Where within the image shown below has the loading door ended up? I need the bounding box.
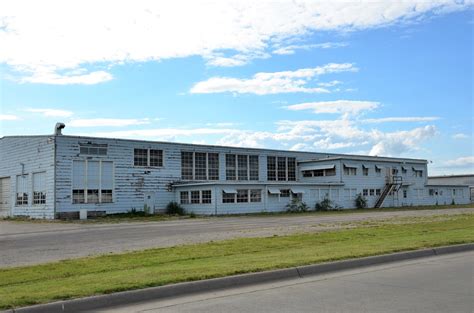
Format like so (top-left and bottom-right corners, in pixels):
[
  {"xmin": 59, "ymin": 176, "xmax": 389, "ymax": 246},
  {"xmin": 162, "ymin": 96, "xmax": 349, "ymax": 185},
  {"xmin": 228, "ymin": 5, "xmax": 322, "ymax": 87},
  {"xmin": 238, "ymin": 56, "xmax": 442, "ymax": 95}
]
[{"xmin": 0, "ymin": 177, "xmax": 11, "ymax": 217}]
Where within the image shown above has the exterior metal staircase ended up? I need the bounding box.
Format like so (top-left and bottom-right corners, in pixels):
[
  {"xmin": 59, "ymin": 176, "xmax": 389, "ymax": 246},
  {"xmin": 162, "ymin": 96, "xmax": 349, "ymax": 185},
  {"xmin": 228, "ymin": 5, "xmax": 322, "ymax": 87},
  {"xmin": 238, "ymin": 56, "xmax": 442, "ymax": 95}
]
[{"xmin": 374, "ymin": 175, "xmax": 403, "ymax": 208}]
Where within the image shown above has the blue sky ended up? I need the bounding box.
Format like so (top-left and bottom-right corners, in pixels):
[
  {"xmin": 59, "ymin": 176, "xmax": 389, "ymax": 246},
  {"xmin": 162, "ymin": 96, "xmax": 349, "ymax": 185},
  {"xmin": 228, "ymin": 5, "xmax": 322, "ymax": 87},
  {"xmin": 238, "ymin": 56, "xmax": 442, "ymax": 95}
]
[{"xmin": 0, "ymin": 1, "xmax": 473, "ymax": 175}]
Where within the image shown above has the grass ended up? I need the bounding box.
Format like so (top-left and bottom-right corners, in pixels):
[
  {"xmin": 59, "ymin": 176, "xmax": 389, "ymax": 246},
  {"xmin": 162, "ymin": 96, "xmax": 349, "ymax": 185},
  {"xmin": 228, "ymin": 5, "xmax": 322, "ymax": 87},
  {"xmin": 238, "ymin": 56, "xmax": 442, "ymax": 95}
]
[
  {"xmin": 1, "ymin": 213, "xmax": 473, "ymax": 309},
  {"xmin": 2, "ymin": 203, "xmax": 472, "ymax": 224}
]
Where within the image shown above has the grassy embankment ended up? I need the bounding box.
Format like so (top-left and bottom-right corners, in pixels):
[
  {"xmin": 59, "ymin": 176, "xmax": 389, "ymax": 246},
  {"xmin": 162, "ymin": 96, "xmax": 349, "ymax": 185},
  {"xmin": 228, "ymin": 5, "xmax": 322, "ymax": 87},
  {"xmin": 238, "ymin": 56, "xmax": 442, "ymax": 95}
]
[{"xmin": 1, "ymin": 213, "xmax": 473, "ymax": 309}]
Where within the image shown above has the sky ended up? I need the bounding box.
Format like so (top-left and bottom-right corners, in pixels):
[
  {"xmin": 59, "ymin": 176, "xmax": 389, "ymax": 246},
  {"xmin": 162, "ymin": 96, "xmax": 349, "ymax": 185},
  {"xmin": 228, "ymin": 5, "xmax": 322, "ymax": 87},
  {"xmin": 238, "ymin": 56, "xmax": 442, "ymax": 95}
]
[{"xmin": 0, "ymin": 0, "xmax": 473, "ymax": 175}]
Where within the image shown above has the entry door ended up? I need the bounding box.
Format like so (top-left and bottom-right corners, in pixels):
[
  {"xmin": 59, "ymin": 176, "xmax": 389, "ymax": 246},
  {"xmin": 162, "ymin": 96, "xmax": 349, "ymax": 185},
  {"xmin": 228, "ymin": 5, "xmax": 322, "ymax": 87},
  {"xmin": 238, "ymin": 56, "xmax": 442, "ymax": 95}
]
[
  {"xmin": 0, "ymin": 177, "xmax": 11, "ymax": 217},
  {"xmin": 144, "ymin": 192, "xmax": 155, "ymax": 214}
]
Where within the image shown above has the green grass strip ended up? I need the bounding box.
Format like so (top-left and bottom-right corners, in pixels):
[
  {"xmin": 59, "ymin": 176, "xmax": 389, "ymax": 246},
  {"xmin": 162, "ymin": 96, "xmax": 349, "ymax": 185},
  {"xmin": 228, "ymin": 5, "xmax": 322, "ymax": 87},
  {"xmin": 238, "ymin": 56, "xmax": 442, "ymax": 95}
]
[{"xmin": 1, "ymin": 214, "xmax": 473, "ymax": 309}]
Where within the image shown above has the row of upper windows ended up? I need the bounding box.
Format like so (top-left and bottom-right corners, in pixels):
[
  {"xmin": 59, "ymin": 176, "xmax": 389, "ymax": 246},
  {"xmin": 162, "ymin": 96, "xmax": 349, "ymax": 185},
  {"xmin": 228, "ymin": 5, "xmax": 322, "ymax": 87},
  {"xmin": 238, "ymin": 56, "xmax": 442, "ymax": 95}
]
[{"xmin": 80, "ymin": 144, "xmax": 423, "ymax": 180}]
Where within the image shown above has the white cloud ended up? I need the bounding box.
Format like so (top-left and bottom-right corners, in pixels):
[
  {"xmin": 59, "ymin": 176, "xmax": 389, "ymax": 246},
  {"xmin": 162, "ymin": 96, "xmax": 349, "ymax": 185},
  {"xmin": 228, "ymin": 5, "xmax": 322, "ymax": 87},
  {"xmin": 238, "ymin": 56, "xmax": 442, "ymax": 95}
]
[
  {"xmin": 190, "ymin": 63, "xmax": 357, "ymax": 95},
  {"xmin": 68, "ymin": 118, "xmax": 151, "ymax": 127},
  {"xmin": 0, "ymin": 114, "xmax": 19, "ymax": 121},
  {"xmin": 452, "ymin": 133, "xmax": 469, "ymax": 139},
  {"xmin": 444, "ymin": 156, "xmax": 474, "ymax": 167},
  {"xmin": 2, "ymin": 1, "xmax": 469, "ymax": 83},
  {"xmin": 318, "ymin": 80, "xmax": 342, "ymax": 87},
  {"xmin": 273, "ymin": 42, "xmax": 348, "ymax": 55},
  {"xmin": 92, "ymin": 128, "xmax": 237, "ymax": 140},
  {"xmin": 24, "ymin": 108, "xmax": 73, "ymax": 117},
  {"xmin": 19, "ymin": 69, "xmax": 113, "ymax": 85},
  {"xmin": 362, "ymin": 117, "xmax": 440, "ymax": 123},
  {"xmin": 286, "ymin": 100, "xmax": 379, "ymax": 116}
]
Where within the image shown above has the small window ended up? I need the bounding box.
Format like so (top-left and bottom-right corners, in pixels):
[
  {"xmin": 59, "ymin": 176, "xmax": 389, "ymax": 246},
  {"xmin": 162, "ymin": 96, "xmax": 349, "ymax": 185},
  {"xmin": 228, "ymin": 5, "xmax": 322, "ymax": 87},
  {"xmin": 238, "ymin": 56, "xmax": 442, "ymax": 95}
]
[
  {"xmin": 375, "ymin": 166, "xmax": 381, "ymax": 177},
  {"xmin": 363, "ymin": 167, "xmax": 369, "ymax": 176},
  {"xmin": 79, "ymin": 144, "xmax": 108, "ymax": 156},
  {"xmin": 101, "ymin": 190, "xmax": 113, "ymax": 203},
  {"xmin": 392, "ymin": 168, "xmax": 399, "ymax": 175},
  {"xmin": 403, "ymin": 189, "xmax": 407, "ymax": 198},
  {"xmin": 250, "ymin": 189, "xmax": 261, "ymax": 203},
  {"xmin": 191, "ymin": 191, "xmax": 200, "ymax": 204},
  {"xmin": 202, "ymin": 190, "xmax": 212, "ymax": 204},
  {"xmin": 375, "ymin": 189, "xmax": 381, "ymax": 196},
  {"xmin": 314, "ymin": 170, "xmax": 324, "ymax": 177},
  {"xmin": 344, "ymin": 166, "xmax": 357, "ymax": 176},
  {"xmin": 222, "ymin": 191, "xmax": 236, "ymax": 203},
  {"xmin": 363, "ymin": 189, "xmax": 368, "ymax": 196},
  {"xmin": 73, "ymin": 190, "xmax": 85, "ymax": 204},
  {"xmin": 369, "ymin": 189, "xmax": 375, "ymax": 196},
  {"xmin": 149, "ymin": 149, "xmax": 163, "ymax": 167},
  {"xmin": 134, "ymin": 149, "xmax": 148, "ymax": 166},
  {"xmin": 180, "ymin": 191, "xmax": 190, "ymax": 204},
  {"xmin": 237, "ymin": 189, "xmax": 249, "ymax": 203},
  {"xmin": 87, "ymin": 189, "xmax": 99, "ymax": 203},
  {"xmin": 280, "ymin": 189, "xmax": 290, "ymax": 197},
  {"xmin": 325, "ymin": 167, "xmax": 336, "ymax": 176}
]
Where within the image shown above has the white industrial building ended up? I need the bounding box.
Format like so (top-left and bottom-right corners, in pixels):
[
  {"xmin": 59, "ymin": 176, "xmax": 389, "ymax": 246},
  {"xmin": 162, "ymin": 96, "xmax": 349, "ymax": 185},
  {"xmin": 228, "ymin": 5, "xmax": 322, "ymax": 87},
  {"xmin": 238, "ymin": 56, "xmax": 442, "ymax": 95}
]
[{"xmin": 0, "ymin": 123, "xmax": 471, "ymax": 219}]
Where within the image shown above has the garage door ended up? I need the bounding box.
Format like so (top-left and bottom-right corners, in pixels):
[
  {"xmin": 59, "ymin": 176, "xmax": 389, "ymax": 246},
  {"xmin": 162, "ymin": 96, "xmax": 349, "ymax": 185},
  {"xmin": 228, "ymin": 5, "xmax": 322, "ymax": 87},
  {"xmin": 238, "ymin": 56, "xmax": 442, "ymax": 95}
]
[{"xmin": 0, "ymin": 177, "xmax": 11, "ymax": 217}]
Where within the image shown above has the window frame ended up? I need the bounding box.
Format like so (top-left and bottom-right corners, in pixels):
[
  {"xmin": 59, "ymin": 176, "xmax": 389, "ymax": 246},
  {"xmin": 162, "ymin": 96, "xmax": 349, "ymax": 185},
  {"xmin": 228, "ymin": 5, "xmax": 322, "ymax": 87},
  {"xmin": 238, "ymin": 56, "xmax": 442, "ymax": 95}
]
[
  {"xmin": 72, "ymin": 160, "xmax": 114, "ymax": 204},
  {"xmin": 134, "ymin": 148, "xmax": 164, "ymax": 168}
]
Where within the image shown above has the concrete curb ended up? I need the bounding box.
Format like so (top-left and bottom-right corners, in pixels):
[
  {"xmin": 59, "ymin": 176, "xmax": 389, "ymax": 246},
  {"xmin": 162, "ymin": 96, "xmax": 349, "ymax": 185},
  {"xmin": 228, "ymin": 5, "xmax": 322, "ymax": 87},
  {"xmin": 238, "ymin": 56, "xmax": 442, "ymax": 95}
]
[{"xmin": 6, "ymin": 243, "xmax": 473, "ymax": 313}]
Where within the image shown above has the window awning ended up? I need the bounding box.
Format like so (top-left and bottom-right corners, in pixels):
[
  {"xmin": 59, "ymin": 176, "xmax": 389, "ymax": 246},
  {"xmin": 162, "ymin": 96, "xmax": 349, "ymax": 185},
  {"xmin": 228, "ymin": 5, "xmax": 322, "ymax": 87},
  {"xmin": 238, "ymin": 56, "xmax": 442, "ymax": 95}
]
[
  {"xmin": 375, "ymin": 165, "xmax": 384, "ymax": 170},
  {"xmin": 343, "ymin": 163, "xmax": 358, "ymax": 168},
  {"xmin": 412, "ymin": 166, "xmax": 424, "ymax": 171},
  {"xmin": 300, "ymin": 164, "xmax": 335, "ymax": 171},
  {"xmin": 401, "ymin": 166, "xmax": 408, "ymax": 171},
  {"xmin": 222, "ymin": 187, "xmax": 237, "ymax": 193},
  {"xmin": 362, "ymin": 164, "xmax": 370, "ymax": 168},
  {"xmin": 291, "ymin": 187, "xmax": 305, "ymax": 194},
  {"xmin": 267, "ymin": 187, "xmax": 281, "ymax": 194}
]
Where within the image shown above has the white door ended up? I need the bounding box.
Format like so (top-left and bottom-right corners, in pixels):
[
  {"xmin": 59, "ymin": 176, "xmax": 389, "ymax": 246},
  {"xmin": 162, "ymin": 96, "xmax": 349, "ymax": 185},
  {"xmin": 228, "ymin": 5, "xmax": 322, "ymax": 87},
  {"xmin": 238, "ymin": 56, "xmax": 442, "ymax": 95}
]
[
  {"xmin": 144, "ymin": 192, "xmax": 155, "ymax": 214},
  {"xmin": 0, "ymin": 177, "xmax": 11, "ymax": 217}
]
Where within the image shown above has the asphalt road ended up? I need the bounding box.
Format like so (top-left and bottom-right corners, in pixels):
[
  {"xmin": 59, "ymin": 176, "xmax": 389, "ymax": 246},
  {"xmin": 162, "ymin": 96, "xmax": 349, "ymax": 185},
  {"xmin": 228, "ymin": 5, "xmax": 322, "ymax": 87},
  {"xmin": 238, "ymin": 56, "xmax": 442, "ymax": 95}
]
[
  {"xmin": 0, "ymin": 208, "xmax": 472, "ymax": 267},
  {"xmin": 100, "ymin": 251, "xmax": 474, "ymax": 313}
]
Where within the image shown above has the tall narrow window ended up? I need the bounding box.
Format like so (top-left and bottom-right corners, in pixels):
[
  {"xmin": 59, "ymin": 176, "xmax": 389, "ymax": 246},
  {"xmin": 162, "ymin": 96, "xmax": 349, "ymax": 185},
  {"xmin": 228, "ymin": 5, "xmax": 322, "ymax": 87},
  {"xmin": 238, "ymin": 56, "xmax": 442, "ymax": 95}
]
[
  {"xmin": 87, "ymin": 161, "xmax": 100, "ymax": 203},
  {"xmin": 362, "ymin": 166, "xmax": 369, "ymax": 176},
  {"xmin": 101, "ymin": 161, "xmax": 113, "ymax": 203},
  {"xmin": 287, "ymin": 158, "xmax": 296, "ymax": 181},
  {"xmin": 72, "ymin": 160, "xmax": 86, "ymax": 204},
  {"xmin": 249, "ymin": 155, "xmax": 259, "ymax": 180},
  {"xmin": 16, "ymin": 174, "xmax": 29, "ymax": 206},
  {"xmin": 181, "ymin": 152, "xmax": 194, "ymax": 180},
  {"xmin": 195, "ymin": 152, "xmax": 207, "ymax": 180},
  {"xmin": 277, "ymin": 157, "xmax": 287, "ymax": 181},
  {"xmin": 226, "ymin": 154, "xmax": 236, "ymax": 180},
  {"xmin": 267, "ymin": 156, "xmax": 276, "ymax": 181},
  {"xmin": 237, "ymin": 155, "xmax": 248, "ymax": 180},
  {"xmin": 208, "ymin": 153, "xmax": 219, "ymax": 180},
  {"xmin": 33, "ymin": 172, "xmax": 46, "ymax": 205}
]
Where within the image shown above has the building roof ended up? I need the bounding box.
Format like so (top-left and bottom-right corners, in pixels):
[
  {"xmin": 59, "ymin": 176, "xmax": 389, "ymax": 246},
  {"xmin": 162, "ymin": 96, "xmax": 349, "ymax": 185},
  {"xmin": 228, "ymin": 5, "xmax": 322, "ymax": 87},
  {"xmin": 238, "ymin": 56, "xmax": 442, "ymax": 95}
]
[
  {"xmin": 2, "ymin": 132, "xmax": 428, "ymax": 164},
  {"xmin": 298, "ymin": 155, "xmax": 428, "ymax": 164}
]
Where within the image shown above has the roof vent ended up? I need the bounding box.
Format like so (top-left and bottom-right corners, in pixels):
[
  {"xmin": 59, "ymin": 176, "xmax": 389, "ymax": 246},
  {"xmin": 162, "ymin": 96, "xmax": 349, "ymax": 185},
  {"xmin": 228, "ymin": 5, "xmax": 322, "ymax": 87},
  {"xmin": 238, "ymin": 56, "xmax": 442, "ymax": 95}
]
[{"xmin": 54, "ymin": 123, "xmax": 65, "ymax": 136}]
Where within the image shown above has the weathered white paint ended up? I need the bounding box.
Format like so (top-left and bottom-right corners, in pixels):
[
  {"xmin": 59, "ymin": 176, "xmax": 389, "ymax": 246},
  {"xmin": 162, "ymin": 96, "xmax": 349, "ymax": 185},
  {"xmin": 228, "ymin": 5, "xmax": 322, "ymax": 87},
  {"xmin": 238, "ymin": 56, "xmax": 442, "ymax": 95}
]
[{"xmin": 0, "ymin": 133, "xmax": 470, "ymax": 218}]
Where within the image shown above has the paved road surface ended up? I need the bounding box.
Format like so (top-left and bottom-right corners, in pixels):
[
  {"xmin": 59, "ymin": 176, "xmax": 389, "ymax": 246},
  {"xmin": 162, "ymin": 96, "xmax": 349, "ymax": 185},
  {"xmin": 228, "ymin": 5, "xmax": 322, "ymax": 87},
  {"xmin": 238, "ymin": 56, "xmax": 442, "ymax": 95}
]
[
  {"xmin": 100, "ymin": 251, "xmax": 474, "ymax": 313},
  {"xmin": 0, "ymin": 208, "xmax": 472, "ymax": 267}
]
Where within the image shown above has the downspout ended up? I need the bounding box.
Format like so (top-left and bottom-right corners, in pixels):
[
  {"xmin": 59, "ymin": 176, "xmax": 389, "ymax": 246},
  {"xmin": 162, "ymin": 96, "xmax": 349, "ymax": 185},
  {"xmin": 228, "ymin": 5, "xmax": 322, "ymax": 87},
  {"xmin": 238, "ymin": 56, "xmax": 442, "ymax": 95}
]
[
  {"xmin": 53, "ymin": 136, "xmax": 57, "ymax": 219},
  {"xmin": 214, "ymin": 185, "xmax": 217, "ymax": 215}
]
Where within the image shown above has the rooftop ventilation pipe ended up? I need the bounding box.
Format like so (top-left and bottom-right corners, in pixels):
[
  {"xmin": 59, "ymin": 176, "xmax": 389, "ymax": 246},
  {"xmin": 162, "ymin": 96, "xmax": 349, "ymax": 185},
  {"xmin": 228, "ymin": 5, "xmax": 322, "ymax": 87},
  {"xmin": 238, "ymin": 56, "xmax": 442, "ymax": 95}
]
[{"xmin": 54, "ymin": 123, "xmax": 65, "ymax": 136}]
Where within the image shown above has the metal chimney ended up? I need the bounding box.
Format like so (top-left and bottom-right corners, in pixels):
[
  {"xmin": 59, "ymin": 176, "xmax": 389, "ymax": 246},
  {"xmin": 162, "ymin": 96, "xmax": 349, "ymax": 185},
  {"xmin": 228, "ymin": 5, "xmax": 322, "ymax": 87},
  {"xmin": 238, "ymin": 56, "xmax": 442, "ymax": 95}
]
[{"xmin": 54, "ymin": 123, "xmax": 65, "ymax": 135}]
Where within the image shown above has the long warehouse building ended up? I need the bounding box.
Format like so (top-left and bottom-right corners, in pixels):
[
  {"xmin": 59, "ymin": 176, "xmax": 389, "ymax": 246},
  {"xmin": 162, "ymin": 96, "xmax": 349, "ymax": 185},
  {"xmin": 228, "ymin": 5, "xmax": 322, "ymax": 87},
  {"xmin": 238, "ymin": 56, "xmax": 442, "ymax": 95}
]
[{"xmin": 0, "ymin": 123, "xmax": 471, "ymax": 219}]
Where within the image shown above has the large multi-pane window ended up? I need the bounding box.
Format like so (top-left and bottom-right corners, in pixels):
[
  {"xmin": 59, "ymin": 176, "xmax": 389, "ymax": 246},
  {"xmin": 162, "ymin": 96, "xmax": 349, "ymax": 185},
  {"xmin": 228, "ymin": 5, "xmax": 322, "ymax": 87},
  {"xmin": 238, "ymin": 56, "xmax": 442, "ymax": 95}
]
[
  {"xmin": 226, "ymin": 154, "xmax": 236, "ymax": 180},
  {"xmin": 180, "ymin": 191, "xmax": 190, "ymax": 204},
  {"xmin": 223, "ymin": 189, "xmax": 262, "ymax": 204},
  {"xmin": 195, "ymin": 153, "xmax": 207, "ymax": 180},
  {"xmin": 134, "ymin": 149, "xmax": 163, "ymax": 167},
  {"xmin": 181, "ymin": 152, "xmax": 194, "ymax": 180},
  {"xmin": 237, "ymin": 155, "xmax": 249, "ymax": 180},
  {"xmin": 179, "ymin": 190, "xmax": 212, "ymax": 205},
  {"xmin": 181, "ymin": 152, "xmax": 219, "ymax": 181},
  {"xmin": 267, "ymin": 156, "xmax": 276, "ymax": 181},
  {"xmin": 202, "ymin": 190, "xmax": 212, "ymax": 204},
  {"xmin": 32, "ymin": 172, "xmax": 46, "ymax": 205},
  {"xmin": 72, "ymin": 160, "xmax": 114, "ymax": 204},
  {"xmin": 249, "ymin": 155, "xmax": 259, "ymax": 180},
  {"xmin": 16, "ymin": 174, "xmax": 29, "ymax": 206},
  {"xmin": 267, "ymin": 156, "xmax": 296, "ymax": 181},
  {"xmin": 226, "ymin": 154, "xmax": 259, "ymax": 181}
]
